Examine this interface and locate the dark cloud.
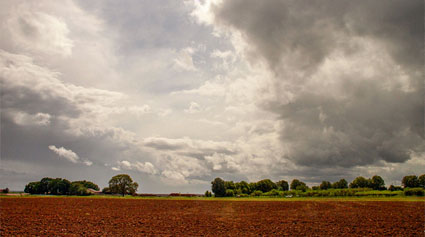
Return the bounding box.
[213,0,424,168]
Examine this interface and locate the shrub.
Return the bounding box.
[251,190,263,197]
[225,189,235,197]
[263,189,280,196]
[403,188,424,196]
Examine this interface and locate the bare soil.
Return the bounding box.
[1,198,424,236]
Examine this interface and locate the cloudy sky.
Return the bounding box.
[1,0,423,192]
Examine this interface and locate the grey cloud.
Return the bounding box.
[212,0,424,168]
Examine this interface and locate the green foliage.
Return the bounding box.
[263,189,280,196]
[69,183,89,196]
[72,180,99,191]
[211,177,226,197]
[204,191,212,197]
[24,177,98,196]
[290,179,307,191]
[403,188,424,196]
[319,181,332,190]
[24,181,41,194]
[276,180,289,191]
[48,178,71,195]
[225,189,235,197]
[388,185,403,191]
[251,190,263,197]
[255,179,277,193]
[108,174,138,196]
[349,176,370,188]
[419,174,425,188]
[332,179,348,189]
[370,175,385,190]
[402,175,419,188]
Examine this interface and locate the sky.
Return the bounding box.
[1,0,424,193]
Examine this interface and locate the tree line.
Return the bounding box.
[24,174,138,196]
[210,174,425,197]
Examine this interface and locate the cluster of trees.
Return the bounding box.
[24,178,99,195]
[210,174,425,197]
[24,174,139,196]
[211,178,293,197]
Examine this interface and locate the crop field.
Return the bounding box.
[1,197,424,236]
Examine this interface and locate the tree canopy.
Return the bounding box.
[108,174,138,196]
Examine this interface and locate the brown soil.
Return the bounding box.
[1,198,424,236]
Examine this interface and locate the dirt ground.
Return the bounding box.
[1,198,424,236]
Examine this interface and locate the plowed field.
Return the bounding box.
[1,198,424,236]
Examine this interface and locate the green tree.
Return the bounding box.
[402,175,419,188]
[69,182,89,196]
[40,177,53,194]
[204,190,212,197]
[48,178,71,195]
[370,175,385,190]
[276,180,289,191]
[108,174,139,196]
[332,179,348,189]
[238,181,251,194]
[224,181,236,190]
[349,176,370,188]
[290,179,306,190]
[256,179,277,193]
[24,181,41,194]
[72,180,99,191]
[211,177,226,197]
[418,174,425,188]
[225,189,235,197]
[319,181,332,190]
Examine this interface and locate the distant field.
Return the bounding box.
[1,197,424,236]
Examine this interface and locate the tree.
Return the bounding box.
[256,179,277,193]
[108,174,139,196]
[349,176,370,188]
[238,181,251,194]
[204,191,212,197]
[24,181,41,194]
[73,180,99,191]
[69,183,89,196]
[2,188,9,193]
[49,178,71,195]
[370,175,385,190]
[276,180,289,191]
[40,177,53,194]
[290,179,307,190]
[402,175,419,188]
[211,177,226,197]
[332,179,348,189]
[418,174,425,188]
[319,181,332,190]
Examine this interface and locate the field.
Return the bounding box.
[1,197,424,236]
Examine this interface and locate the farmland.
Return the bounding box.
[1,197,424,236]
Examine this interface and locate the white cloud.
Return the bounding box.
[10,112,51,126]
[48,145,79,164]
[116,160,158,175]
[5,7,73,57]
[174,47,197,71]
[184,101,201,113]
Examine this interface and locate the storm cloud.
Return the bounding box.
[211,0,424,168]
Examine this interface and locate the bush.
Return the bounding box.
[404,188,424,196]
[263,189,280,196]
[251,190,263,197]
[2,188,9,193]
[225,189,235,197]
